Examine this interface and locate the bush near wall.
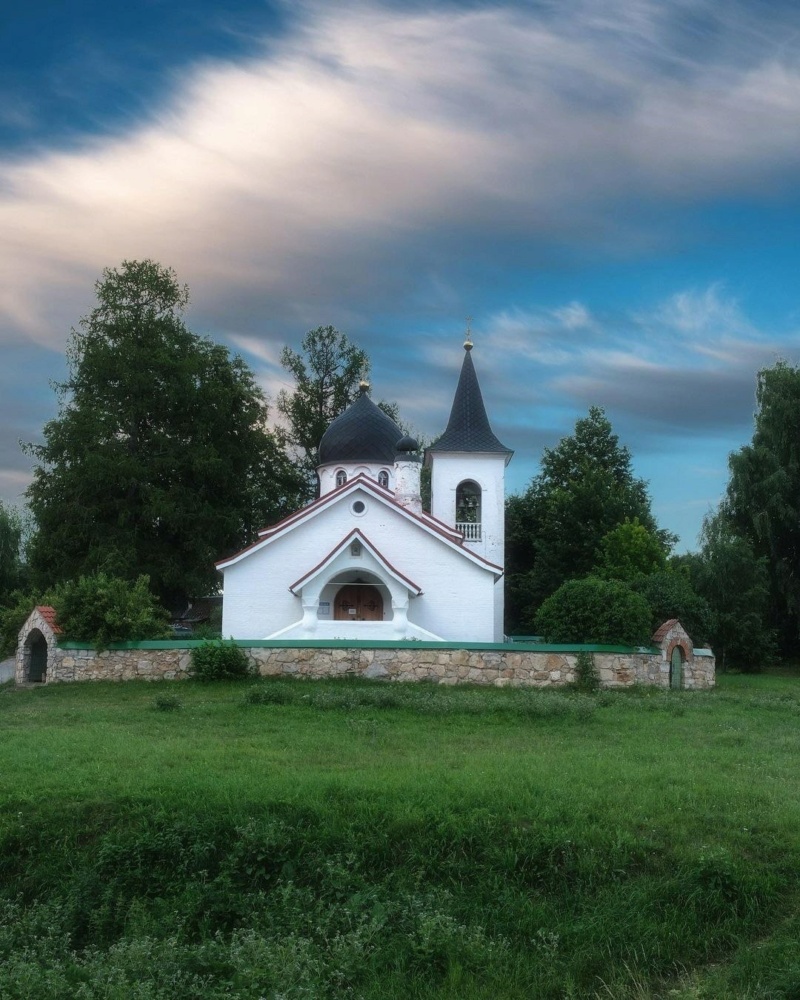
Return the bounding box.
[534,576,652,646]
[190,640,252,681]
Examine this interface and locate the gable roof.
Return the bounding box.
[216,473,502,576]
[289,528,423,596]
[427,344,512,460]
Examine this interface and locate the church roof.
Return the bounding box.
[318,388,404,465]
[427,344,512,459]
[216,473,503,576]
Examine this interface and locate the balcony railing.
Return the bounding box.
[456,521,482,542]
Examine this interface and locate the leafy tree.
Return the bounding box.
[51,573,169,650]
[506,407,672,632]
[277,325,401,499]
[688,511,776,672]
[0,502,27,602]
[594,517,667,581]
[726,360,800,652]
[630,571,713,647]
[25,260,305,609]
[533,576,652,646]
[277,326,369,495]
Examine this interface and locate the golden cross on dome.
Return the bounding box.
[464,315,473,351]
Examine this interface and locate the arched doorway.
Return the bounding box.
[27,630,48,683]
[669,645,683,690]
[334,584,384,621]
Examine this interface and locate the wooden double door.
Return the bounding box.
[334,585,384,622]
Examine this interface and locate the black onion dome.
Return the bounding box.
[318,390,404,465]
[428,345,512,458]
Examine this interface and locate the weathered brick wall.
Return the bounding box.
[29,642,714,689]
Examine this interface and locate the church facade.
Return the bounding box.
[217,340,512,642]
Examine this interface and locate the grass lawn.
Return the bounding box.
[1,673,799,998]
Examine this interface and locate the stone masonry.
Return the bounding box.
[16,609,714,689]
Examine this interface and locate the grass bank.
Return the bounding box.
[1,674,799,998]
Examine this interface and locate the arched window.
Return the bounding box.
[335,470,347,487]
[378,470,389,489]
[455,480,481,541]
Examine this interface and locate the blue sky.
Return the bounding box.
[4,0,800,551]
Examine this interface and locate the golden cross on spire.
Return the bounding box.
[464,315,473,351]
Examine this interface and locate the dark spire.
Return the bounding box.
[427,343,512,459]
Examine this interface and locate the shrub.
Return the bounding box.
[51,573,169,650]
[631,571,713,646]
[573,650,600,692]
[191,640,251,682]
[534,576,652,646]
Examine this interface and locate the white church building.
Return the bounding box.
[217,340,513,642]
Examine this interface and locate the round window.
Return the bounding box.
[351,500,366,515]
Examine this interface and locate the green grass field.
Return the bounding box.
[1,673,799,999]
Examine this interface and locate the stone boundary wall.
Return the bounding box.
[23,639,715,690]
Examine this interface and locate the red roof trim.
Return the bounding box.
[289,528,423,595]
[216,472,502,574]
[652,619,680,643]
[35,605,63,634]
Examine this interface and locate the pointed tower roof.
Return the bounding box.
[427,340,513,461]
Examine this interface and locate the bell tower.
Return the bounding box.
[425,334,513,571]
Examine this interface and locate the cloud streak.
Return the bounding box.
[4,1,800,346]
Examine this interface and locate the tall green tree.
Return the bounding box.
[0,502,27,603]
[277,325,400,499]
[688,509,775,671]
[506,407,672,632]
[25,260,305,609]
[594,517,668,582]
[277,326,369,492]
[726,359,800,652]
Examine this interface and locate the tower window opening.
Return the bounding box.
[378,470,389,489]
[335,470,347,487]
[456,480,482,541]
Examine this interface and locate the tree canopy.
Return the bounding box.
[0,502,27,603]
[506,406,671,632]
[25,260,305,609]
[685,509,776,671]
[277,326,369,495]
[725,360,800,652]
[277,325,401,499]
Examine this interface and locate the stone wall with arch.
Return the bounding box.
[15,610,714,690]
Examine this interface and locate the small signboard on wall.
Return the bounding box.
[318,601,331,618]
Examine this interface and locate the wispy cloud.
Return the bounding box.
[4,1,800,349]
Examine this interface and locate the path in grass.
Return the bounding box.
[1,674,799,999]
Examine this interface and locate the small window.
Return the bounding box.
[456,480,482,541]
[456,480,481,523]
[351,500,366,515]
[378,470,389,489]
[350,540,362,557]
[335,470,347,487]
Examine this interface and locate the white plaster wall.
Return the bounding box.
[222,528,304,638]
[429,452,507,567]
[221,485,499,641]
